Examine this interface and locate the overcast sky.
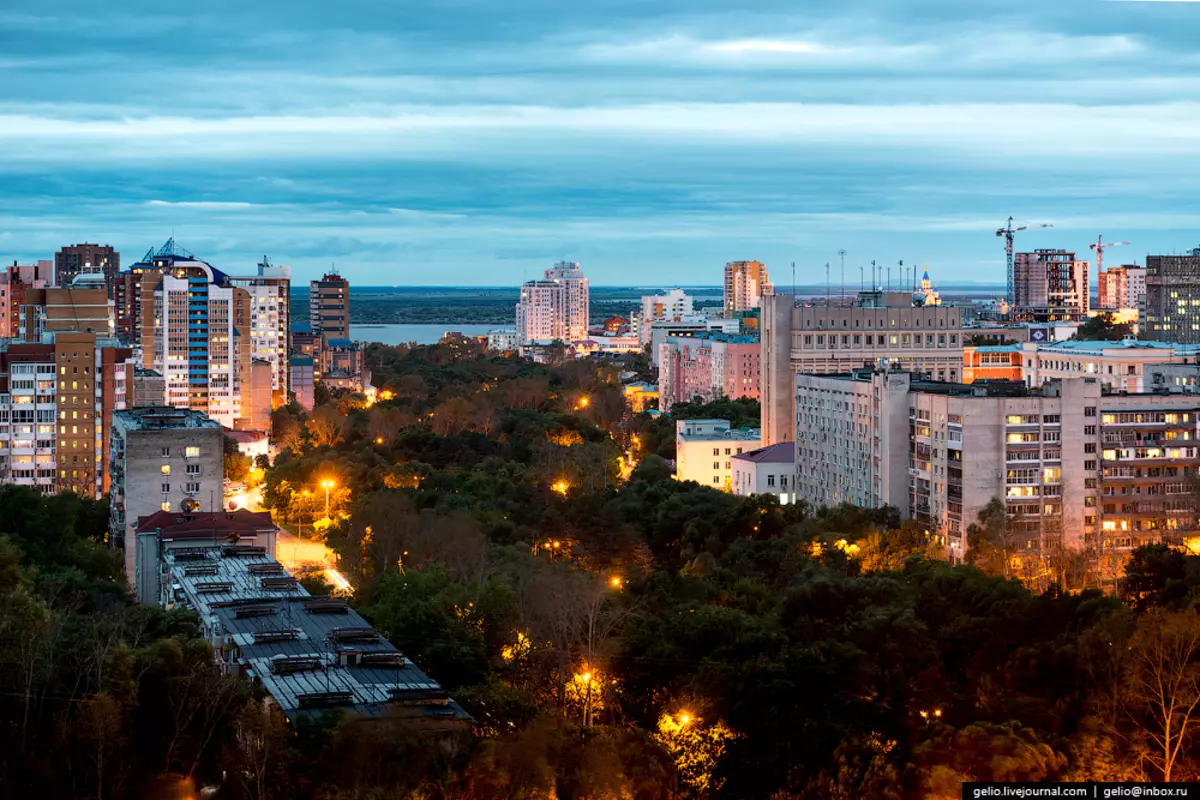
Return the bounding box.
[2,0,1199,285]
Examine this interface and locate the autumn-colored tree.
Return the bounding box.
[306,404,347,448]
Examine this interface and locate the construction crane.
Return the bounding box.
[1089,234,1131,277]
[997,216,1053,304]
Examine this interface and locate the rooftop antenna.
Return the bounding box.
[838,249,846,303]
[825,262,830,306]
[887,265,891,291]
[791,261,795,298]
[859,265,864,294]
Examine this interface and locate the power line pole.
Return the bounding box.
[838,249,846,304]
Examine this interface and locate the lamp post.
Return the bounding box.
[320,479,334,517]
[298,489,310,536]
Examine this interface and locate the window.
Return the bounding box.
[713,448,720,456]
[713,462,720,470]
[185,446,200,458]
[161,501,171,512]
[1084,443,1096,453]
[160,447,170,457]
[724,448,731,456]
[161,483,170,493]
[1084,425,1096,436]
[186,482,200,493]
[186,464,200,476]
[161,464,171,475]
[767,475,775,487]
[1084,406,1097,417]
[1085,460,1097,471]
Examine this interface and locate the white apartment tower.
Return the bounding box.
[516,261,590,343]
[639,289,694,345]
[227,257,290,408]
[724,261,771,314]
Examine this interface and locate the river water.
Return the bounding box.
[350,323,501,346]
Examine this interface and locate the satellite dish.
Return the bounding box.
[181,497,200,513]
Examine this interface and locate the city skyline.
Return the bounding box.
[3,1,1200,283]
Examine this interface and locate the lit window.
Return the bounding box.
[185,446,200,458]
[161,501,171,512]
[161,465,171,475]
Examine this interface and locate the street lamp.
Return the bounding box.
[320,479,335,516]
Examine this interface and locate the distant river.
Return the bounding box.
[350,323,501,346]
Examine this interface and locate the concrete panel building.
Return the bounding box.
[1145,247,1200,343]
[109,407,224,598]
[658,332,760,411]
[794,368,1200,580]
[759,289,965,444]
[639,289,694,345]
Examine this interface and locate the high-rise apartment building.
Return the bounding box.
[1012,250,1089,319]
[759,289,965,444]
[108,407,224,597]
[639,289,693,345]
[515,261,590,343]
[0,333,134,498]
[724,261,771,314]
[794,368,1200,581]
[153,271,250,429]
[55,243,119,296]
[17,274,112,341]
[118,240,280,429]
[0,261,53,337]
[1097,265,1146,311]
[310,270,350,341]
[1145,247,1200,344]
[228,258,290,408]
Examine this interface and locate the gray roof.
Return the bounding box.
[164,546,471,725]
[732,441,795,464]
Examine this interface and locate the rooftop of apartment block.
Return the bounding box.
[163,545,472,725]
[114,406,224,430]
[733,442,794,464]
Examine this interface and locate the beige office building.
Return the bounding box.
[760,289,965,444]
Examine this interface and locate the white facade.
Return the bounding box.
[731,442,796,504]
[487,328,519,352]
[675,418,762,492]
[515,261,590,344]
[228,262,290,399]
[639,290,694,345]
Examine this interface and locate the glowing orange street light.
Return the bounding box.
[552,479,570,496]
[576,396,590,410]
[679,711,693,726]
[375,437,384,445]
[610,575,623,589]
[320,479,335,515]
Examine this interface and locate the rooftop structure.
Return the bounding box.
[675,419,763,491]
[731,441,796,503]
[161,542,471,725]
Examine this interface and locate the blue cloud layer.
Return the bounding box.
[1,0,1199,285]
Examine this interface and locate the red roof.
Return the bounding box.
[135,509,276,538]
